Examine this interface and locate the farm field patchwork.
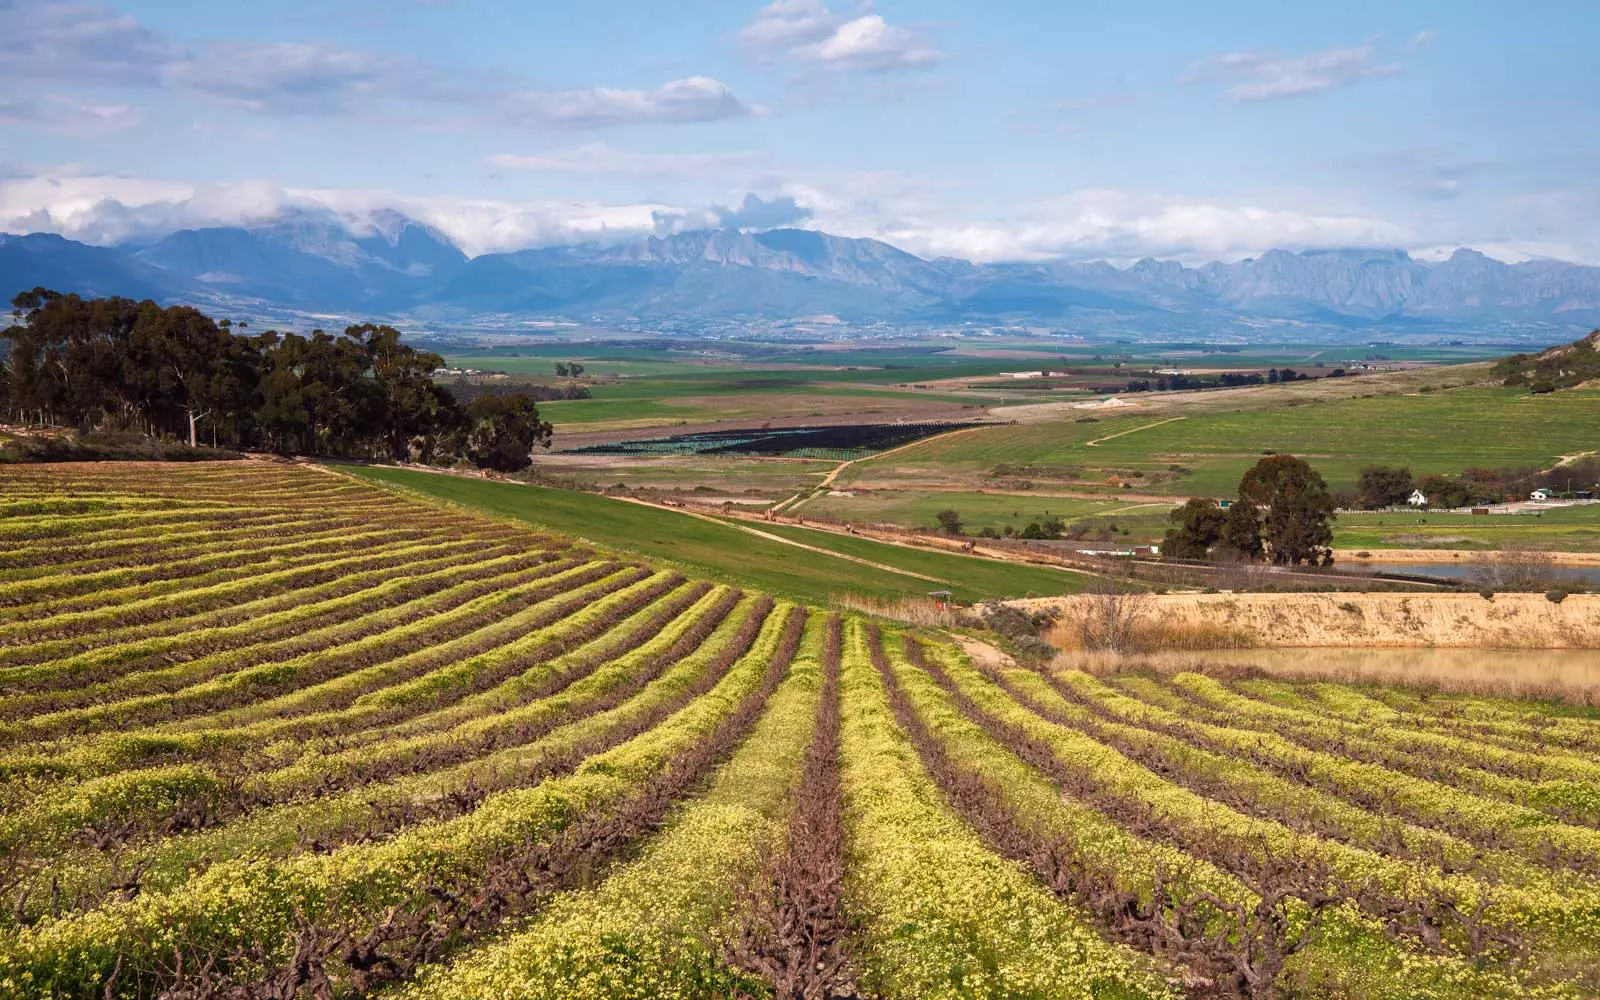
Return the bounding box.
[1,461,1598,998]
[849,386,1600,498]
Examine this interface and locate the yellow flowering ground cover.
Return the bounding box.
[0,462,1595,999]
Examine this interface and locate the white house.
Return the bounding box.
[1531,488,1555,501]
[1407,489,1428,507]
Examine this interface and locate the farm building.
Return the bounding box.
[1531,488,1555,501]
[1407,489,1428,507]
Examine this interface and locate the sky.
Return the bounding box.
[2,0,1598,263]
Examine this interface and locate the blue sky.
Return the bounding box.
[3,0,1597,262]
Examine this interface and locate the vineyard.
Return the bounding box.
[0,461,1597,999]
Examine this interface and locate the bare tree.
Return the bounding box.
[1073,575,1151,653]
[1471,548,1565,592]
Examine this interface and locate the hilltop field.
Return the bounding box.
[5,460,1600,1000]
[471,338,1599,556]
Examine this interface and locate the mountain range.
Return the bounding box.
[4,210,1600,340]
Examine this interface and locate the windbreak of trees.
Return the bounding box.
[1352,461,1600,509]
[1,289,552,472]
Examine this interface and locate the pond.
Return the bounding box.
[1351,561,1600,586]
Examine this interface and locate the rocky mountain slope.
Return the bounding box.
[5,212,1599,337]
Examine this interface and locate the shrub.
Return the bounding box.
[1546,588,1569,603]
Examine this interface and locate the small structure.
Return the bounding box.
[927,590,953,609]
[1531,488,1555,501]
[1407,490,1428,507]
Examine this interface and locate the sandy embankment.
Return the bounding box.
[1015,592,1600,648]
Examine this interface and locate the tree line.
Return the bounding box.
[1124,367,1344,393]
[1353,461,1599,509]
[0,289,552,472]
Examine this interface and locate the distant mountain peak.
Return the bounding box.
[5,219,1598,337]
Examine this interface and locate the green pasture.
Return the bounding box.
[344,466,1088,604]
[535,454,835,495]
[1332,503,1600,551]
[724,518,1086,597]
[850,387,1599,498]
[802,489,1163,533]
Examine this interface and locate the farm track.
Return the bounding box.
[0,461,1595,1000]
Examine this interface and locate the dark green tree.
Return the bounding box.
[1217,500,1264,561]
[465,392,552,472]
[1415,474,1474,510]
[934,509,964,535]
[1357,464,1414,509]
[1238,454,1335,566]
[1160,498,1226,559]
[356,323,450,461]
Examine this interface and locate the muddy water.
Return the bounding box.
[1129,647,1600,701]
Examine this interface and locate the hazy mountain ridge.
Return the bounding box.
[5,213,1600,337]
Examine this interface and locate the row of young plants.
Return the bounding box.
[0,575,714,864]
[1221,677,1600,789]
[836,621,1180,1000]
[1239,676,1600,771]
[0,560,634,745]
[391,615,835,1000]
[916,649,1600,989]
[0,519,467,612]
[0,511,425,590]
[1147,674,1600,853]
[0,543,564,696]
[1055,671,1600,878]
[0,508,340,576]
[909,643,1592,998]
[0,538,555,683]
[1001,666,1577,890]
[0,588,766,927]
[0,536,518,649]
[1,546,572,711]
[0,600,807,999]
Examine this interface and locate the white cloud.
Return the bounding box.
[0,171,680,255]
[0,1,181,85]
[502,77,755,128]
[790,183,1416,263]
[163,42,443,115]
[8,168,1598,266]
[793,15,943,72]
[1187,41,1402,103]
[737,2,943,72]
[0,3,736,124]
[486,143,766,177]
[0,1,442,116]
[1408,29,1438,52]
[736,0,836,50]
[0,95,142,135]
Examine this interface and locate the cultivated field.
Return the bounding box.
[1,462,1599,998]
[845,385,1600,497]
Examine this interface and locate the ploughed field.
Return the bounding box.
[1,464,1599,999]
